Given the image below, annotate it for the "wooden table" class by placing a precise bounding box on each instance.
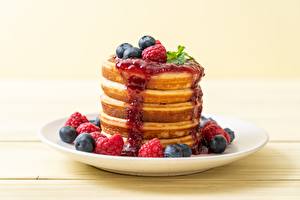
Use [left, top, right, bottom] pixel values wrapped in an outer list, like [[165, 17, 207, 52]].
[[1, 80, 299, 200]]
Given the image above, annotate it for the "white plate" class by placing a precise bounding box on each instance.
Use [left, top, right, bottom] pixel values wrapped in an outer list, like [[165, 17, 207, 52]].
[[38, 114, 268, 176]]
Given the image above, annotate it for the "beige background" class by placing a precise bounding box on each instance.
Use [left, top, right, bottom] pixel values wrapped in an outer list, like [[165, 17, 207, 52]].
[[0, 0, 300, 80]]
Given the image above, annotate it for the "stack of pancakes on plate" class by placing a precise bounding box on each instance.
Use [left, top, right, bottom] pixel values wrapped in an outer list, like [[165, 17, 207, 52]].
[[100, 56, 204, 153]]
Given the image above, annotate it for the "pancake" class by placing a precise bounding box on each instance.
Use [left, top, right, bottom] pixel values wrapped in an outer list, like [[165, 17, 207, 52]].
[[101, 77, 202, 104], [101, 94, 202, 122], [100, 111, 199, 139], [100, 55, 204, 152], [102, 57, 204, 90]]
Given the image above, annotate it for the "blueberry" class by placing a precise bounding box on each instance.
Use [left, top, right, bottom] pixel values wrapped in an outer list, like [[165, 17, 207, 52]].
[[199, 118, 209, 128], [164, 144, 192, 157], [138, 35, 156, 50], [224, 128, 235, 143], [208, 117, 216, 122], [116, 43, 133, 58], [74, 133, 95, 153], [209, 135, 227, 153], [199, 116, 216, 128], [59, 126, 77, 143], [177, 144, 192, 157], [164, 144, 182, 157], [123, 47, 142, 59], [94, 117, 101, 127], [89, 117, 101, 127], [201, 115, 208, 121]]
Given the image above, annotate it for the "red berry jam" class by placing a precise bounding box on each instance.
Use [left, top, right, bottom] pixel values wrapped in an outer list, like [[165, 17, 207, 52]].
[[115, 58, 204, 155]]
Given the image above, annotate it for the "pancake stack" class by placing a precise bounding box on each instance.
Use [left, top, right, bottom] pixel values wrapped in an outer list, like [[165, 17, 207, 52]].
[[100, 56, 204, 154]]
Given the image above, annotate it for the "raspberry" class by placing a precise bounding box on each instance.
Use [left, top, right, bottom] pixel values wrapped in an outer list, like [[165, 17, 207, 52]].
[[89, 131, 106, 141], [138, 138, 163, 157], [65, 112, 88, 128], [95, 134, 124, 156], [142, 44, 167, 63], [201, 121, 230, 144], [76, 122, 100, 134]]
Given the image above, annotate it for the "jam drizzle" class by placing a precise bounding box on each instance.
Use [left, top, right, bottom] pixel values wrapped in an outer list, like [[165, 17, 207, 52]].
[[115, 58, 204, 155]]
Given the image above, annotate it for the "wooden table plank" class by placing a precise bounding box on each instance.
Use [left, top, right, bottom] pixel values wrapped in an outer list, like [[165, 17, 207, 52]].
[[0, 180, 299, 200], [0, 142, 299, 181]]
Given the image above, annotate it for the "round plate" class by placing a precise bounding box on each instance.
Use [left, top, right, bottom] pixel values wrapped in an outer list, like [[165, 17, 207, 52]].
[[38, 114, 268, 176]]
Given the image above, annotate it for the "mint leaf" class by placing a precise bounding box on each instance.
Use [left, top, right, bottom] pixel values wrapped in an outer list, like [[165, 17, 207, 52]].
[[167, 45, 193, 65]]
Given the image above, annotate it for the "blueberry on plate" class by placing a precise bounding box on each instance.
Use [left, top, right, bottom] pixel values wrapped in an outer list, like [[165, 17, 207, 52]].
[[209, 135, 227, 153], [59, 126, 77, 143], [123, 47, 142, 59], [200, 115, 208, 121], [164, 144, 192, 157], [177, 144, 192, 157], [74, 133, 95, 153], [199, 116, 216, 128], [93, 117, 101, 127], [138, 35, 156, 50], [116, 43, 133, 58], [199, 118, 209, 128], [89, 116, 101, 128], [208, 117, 216, 122], [164, 144, 182, 157], [224, 128, 235, 143]]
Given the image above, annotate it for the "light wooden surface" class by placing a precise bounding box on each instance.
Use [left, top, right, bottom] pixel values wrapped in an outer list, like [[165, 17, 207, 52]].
[[1, 80, 300, 199]]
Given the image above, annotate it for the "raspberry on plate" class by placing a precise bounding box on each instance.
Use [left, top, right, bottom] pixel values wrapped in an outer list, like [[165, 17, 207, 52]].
[[94, 134, 124, 156], [138, 138, 163, 158], [201, 121, 231, 144], [142, 44, 167, 63], [64, 112, 89, 128], [76, 122, 100, 134], [89, 131, 106, 141]]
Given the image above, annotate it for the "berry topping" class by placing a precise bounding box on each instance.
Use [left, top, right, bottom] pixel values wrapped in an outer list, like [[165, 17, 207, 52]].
[[95, 134, 124, 156], [64, 112, 88, 128], [89, 131, 106, 141], [201, 121, 231, 145], [123, 47, 142, 59], [59, 126, 77, 144], [138, 35, 156, 50], [76, 122, 100, 134], [74, 133, 95, 153], [142, 44, 167, 62], [164, 144, 192, 157], [138, 138, 163, 158], [224, 128, 235, 143], [209, 135, 227, 153], [116, 43, 133, 58]]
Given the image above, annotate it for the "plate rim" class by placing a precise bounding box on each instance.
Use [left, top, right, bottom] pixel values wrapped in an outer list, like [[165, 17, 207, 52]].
[[38, 113, 269, 162]]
